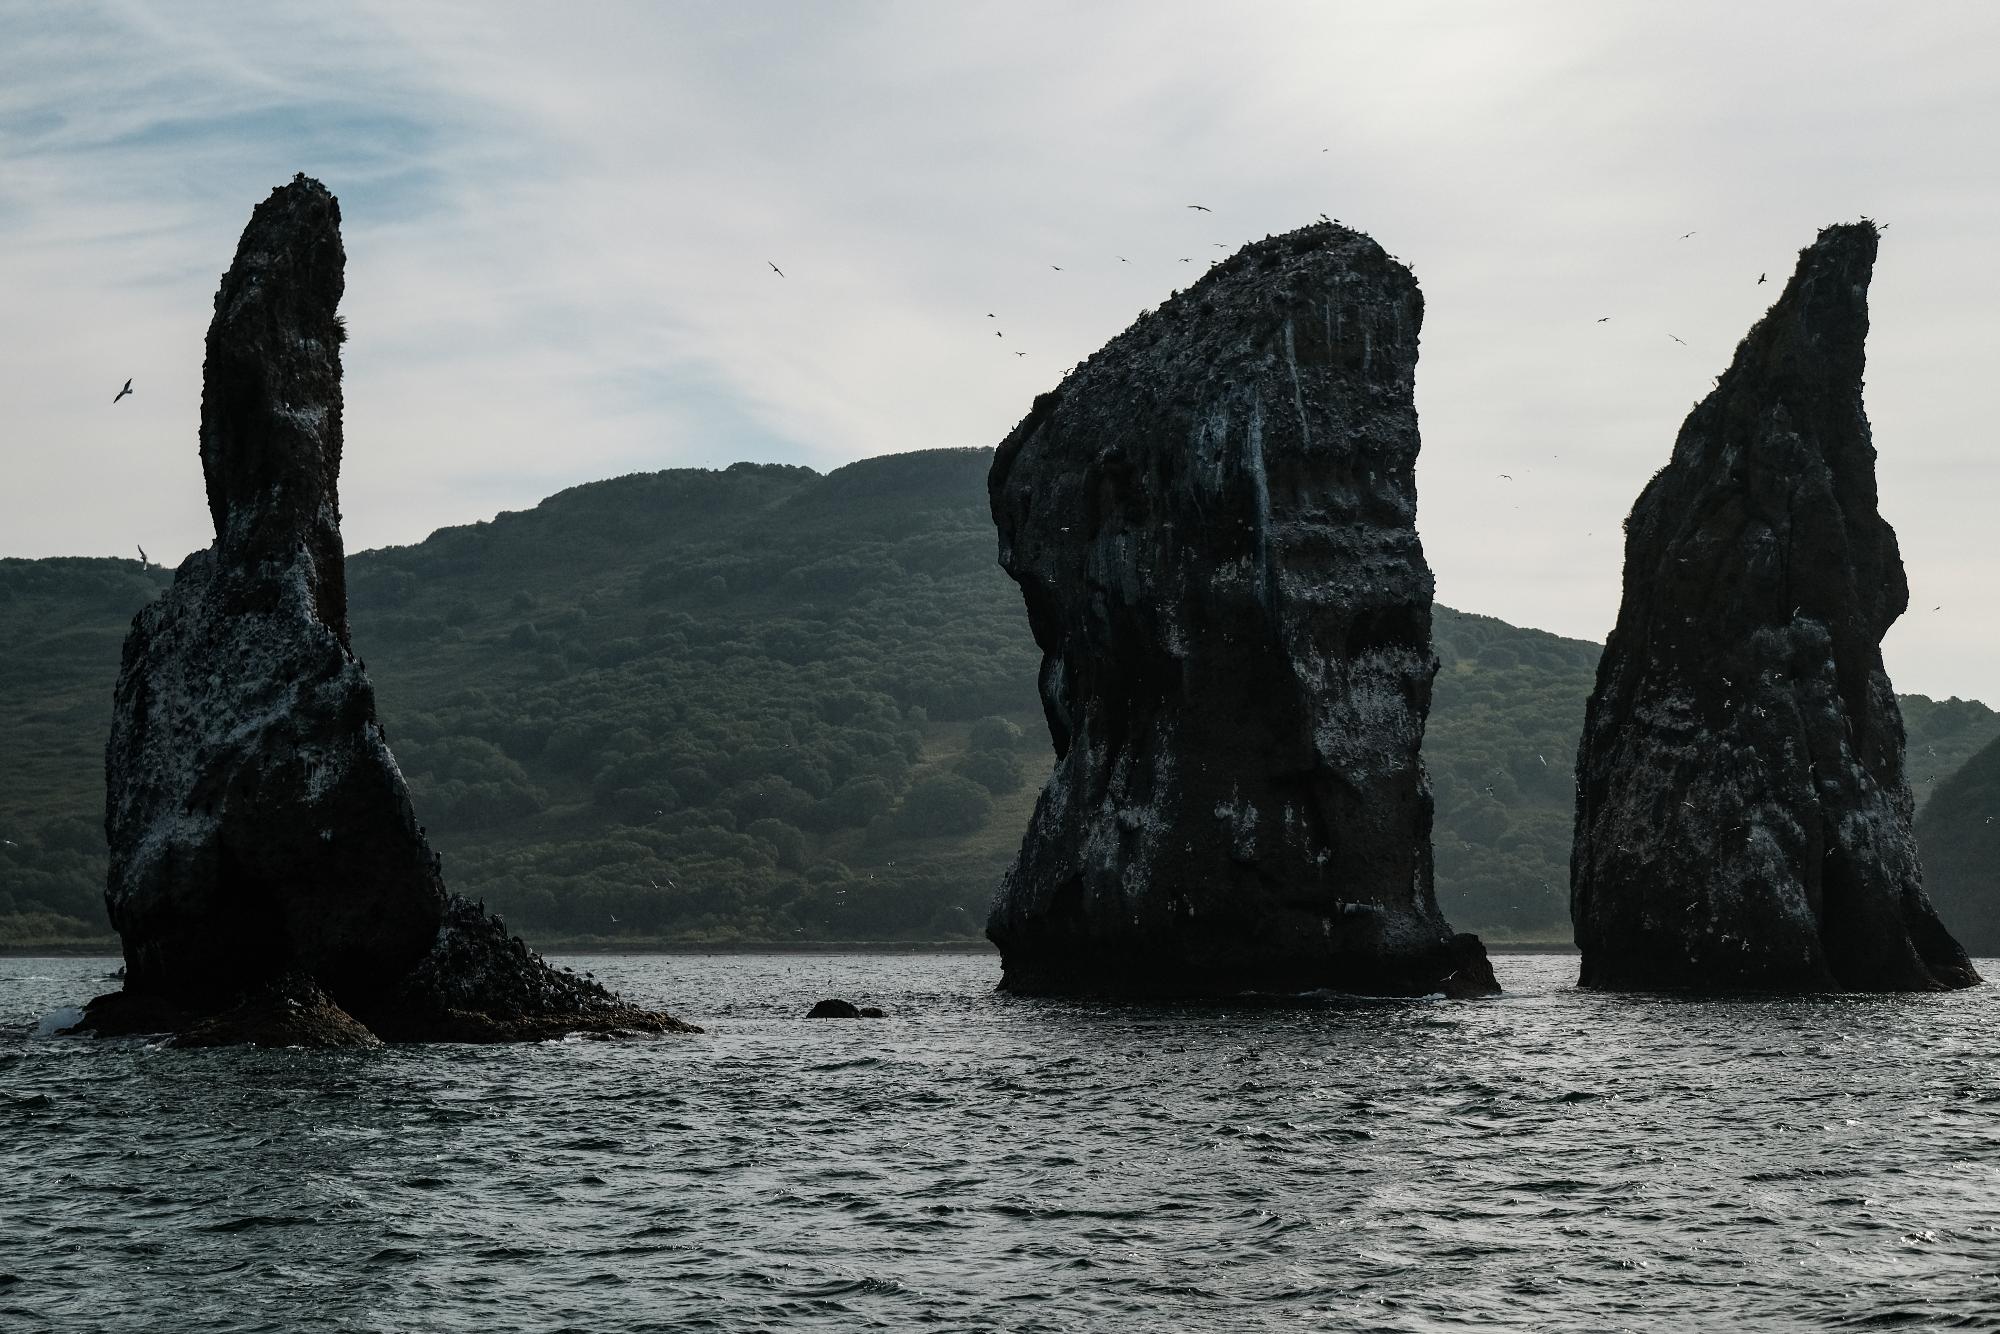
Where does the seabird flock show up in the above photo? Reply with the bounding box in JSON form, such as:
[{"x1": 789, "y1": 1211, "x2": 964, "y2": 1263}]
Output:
[{"x1": 755, "y1": 212, "x2": 1777, "y2": 372}]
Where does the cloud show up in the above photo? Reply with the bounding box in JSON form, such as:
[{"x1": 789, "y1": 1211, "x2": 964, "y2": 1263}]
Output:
[{"x1": 3, "y1": 0, "x2": 1997, "y2": 699}]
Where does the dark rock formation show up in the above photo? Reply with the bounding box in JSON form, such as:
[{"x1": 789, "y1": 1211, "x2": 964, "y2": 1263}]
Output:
[
  {"x1": 986, "y1": 222, "x2": 1495, "y2": 998},
  {"x1": 90, "y1": 175, "x2": 697, "y2": 1042},
  {"x1": 804, "y1": 996, "x2": 884, "y2": 1016},
  {"x1": 1571, "y1": 221, "x2": 1978, "y2": 992},
  {"x1": 808, "y1": 1000, "x2": 864, "y2": 1024},
  {"x1": 170, "y1": 973, "x2": 382, "y2": 1050}
]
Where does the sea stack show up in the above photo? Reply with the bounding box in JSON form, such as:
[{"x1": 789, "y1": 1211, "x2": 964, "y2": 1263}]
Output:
[
  {"x1": 1571, "y1": 221, "x2": 1978, "y2": 992},
  {"x1": 92, "y1": 175, "x2": 695, "y2": 1042},
  {"x1": 987, "y1": 222, "x2": 1495, "y2": 998}
]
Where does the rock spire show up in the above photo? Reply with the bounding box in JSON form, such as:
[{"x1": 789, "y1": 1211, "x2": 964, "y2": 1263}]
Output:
[
  {"x1": 987, "y1": 222, "x2": 1495, "y2": 998},
  {"x1": 92, "y1": 175, "x2": 694, "y2": 1041}
]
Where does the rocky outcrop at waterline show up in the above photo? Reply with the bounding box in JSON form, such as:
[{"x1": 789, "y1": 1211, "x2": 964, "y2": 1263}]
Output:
[
  {"x1": 84, "y1": 175, "x2": 695, "y2": 1043},
  {"x1": 986, "y1": 222, "x2": 1496, "y2": 999},
  {"x1": 1570, "y1": 221, "x2": 1978, "y2": 992}
]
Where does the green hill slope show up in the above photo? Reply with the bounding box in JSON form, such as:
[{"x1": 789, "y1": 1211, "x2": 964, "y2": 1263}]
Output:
[
  {"x1": 4, "y1": 448, "x2": 1995, "y2": 950},
  {"x1": 1916, "y1": 736, "x2": 2000, "y2": 955}
]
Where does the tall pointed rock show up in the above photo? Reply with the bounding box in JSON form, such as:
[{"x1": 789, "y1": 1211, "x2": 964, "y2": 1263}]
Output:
[
  {"x1": 97, "y1": 176, "x2": 694, "y2": 1041},
  {"x1": 1571, "y1": 221, "x2": 1978, "y2": 991},
  {"x1": 105, "y1": 175, "x2": 443, "y2": 1007},
  {"x1": 987, "y1": 222, "x2": 1495, "y2": 998}
]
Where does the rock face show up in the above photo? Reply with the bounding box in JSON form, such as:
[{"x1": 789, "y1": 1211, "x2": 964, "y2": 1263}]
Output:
[
  {"x1": 94, "y1": 175, "x2": 696, "y2": 1041},
  {"x1": 987, "y1": 222, "x2": 1496, "y2": 999},
  {"x1": 1571, "y1": 221, "x2": 1978, "y2": 992}
]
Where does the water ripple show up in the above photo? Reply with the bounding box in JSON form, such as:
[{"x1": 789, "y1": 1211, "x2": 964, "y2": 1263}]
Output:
[{"x1": 3, "y1": 952, "x2": 1997, "y2": 1331}]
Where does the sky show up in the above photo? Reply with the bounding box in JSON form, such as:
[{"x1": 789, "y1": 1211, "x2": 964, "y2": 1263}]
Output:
[{"x1": 3, "y1": 0, "x2": 1997, "y2": 701}]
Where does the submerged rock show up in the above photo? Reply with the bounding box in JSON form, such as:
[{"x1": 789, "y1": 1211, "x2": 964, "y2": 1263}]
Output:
[
  {"x1": 1571, "y1": 221, "x2": 1978, "y2": 992},
  {"x1": 987, "y1": 222, "x2": 1495, "y2": 998},
  {"x1": 91, "y1": 175, "x2": 697, "y2": 1042}
]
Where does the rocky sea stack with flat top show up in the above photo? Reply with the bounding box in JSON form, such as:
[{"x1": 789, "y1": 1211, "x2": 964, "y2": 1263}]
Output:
[
  {"x1": 1571, "y1": 221, "x2": 1978, "y2": 992},
  {"x1": 84, "y1": 175, "x2": 695, "y2": 1043},
  {"x1": 987, "y1": 221, "x2": 1496, "y2": 999}
]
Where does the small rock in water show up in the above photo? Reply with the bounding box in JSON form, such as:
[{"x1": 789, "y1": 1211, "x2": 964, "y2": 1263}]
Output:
[{"x1": 806, "y1": 999, "x2": 863, "y2": 1019}]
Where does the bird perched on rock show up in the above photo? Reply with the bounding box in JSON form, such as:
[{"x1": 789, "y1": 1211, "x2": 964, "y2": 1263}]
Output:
[{"x1": 113, "y1": 378, "x2": 133, "y2": 403}]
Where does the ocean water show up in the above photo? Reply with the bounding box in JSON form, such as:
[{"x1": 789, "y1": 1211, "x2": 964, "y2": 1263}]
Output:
[{"x1": 3, "y1": 951, "x2": 1997, "y2": 1332}]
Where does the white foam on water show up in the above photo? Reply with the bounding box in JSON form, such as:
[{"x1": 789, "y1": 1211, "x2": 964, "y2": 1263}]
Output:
[{"x1": 33, "y1": 1005, "x2": 85, "y2": 1038}]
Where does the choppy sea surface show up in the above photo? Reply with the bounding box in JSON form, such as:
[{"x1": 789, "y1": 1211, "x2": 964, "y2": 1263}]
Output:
[{"x1": 4, "y1": 952, "x2": 1998, "y2": 1332}]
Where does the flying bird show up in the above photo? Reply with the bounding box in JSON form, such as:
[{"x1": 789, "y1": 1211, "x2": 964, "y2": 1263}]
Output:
[
  {"x1": 1668, "y1": 334, "x2": 1688, "y2": 345},
  {"x1": 112, "y1": 378, "x2": 133, "y2": 404},
  {"x1": 1014, "y1": 351, "x2": 1026, "y2": 357},
  {"x1": 1179, "y1": 257, "x2": 1193, "y2": 263},
  {"x1": 1187, "y1": 204, "x2": 1211, "y2": 212},
  {"x1": 1678, "y1": 231, "x2": 1696, "y2": 240},
  {"x1": 995, "y1": 331, "x2": 1003, "y2": 338},
  {"x1": 768, "y1": 261, "x2": 784, "y2": 276},
  {"x1": 1116, "y1": 256, "x2": 1128, "y2": 262},
  {"x1": 1757, "y1": 273, "x2": 1767, "y2": 284},
  {"x1": 1596, "y1": 317, "x2": 1610, "y2": 323},
  {"x1": 1051, "y1": 265, "x2": 1062, "y2": 271},
  {"x1": 987, "y1": 313, "x2": 995, "y2": 318},
  {"x1": 136, "y1": 545, "x2": 148, "y2": 566},
  {"x1": 1498, "y1": 473, "x2": 1513, "y2": 481}
]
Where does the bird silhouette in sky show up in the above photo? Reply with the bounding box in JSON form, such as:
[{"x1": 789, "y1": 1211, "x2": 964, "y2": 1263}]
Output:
[
  {"x1": 112, "y1": 378, "x2": 133, "y2": 404},
  {"x1": 995, "y1": 331, "x2": 1003, "y2": 338},
  {"x1": 1051, "y1": 265, "x2": 1062, "y2": 271},
  {"x1": 136, "y1": 545, "x2": 147, "y2": 566},
  {"x1": 1596, "y1": 317, "x2": 1610, "y2": 323},
  {"x1": 1668, "y1": 334, "x2": 1688, "y2": 345},
  {"x1": 1757, "y1": 273, "x2": 1767, "y2": 284},
  {"x1": 1498, "y1": 473, "x2": 1513, "y2": 481},
  {"x1": 1116, "y1": 255, "x2": 1128, "y2": 262},
  {"x1": 1678, "y1": 231, "x2": 1696, "y2": 240},
  {"x1": 987, "y1": 313, "x2": 995, "y2": 318},
  {"x1": 768, "y1": 261, "x2": 784, "y2": 277},
  {"x1": 1179, "y1": 257, "x2": 1193, "y2": 263},
  {"x1": 1014, "y1": 351, "x2": 1026, "y2": 357},
  {"x1": 1187, "y1": 204, "x2": 1211, "y2": 212}
]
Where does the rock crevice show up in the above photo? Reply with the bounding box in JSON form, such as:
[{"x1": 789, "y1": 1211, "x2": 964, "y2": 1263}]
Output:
[
  {"x1": 1570, "y1": 221, "x2": 1978, "y2": 992},
  {"x1": 987, "y1": 223, "x2": 1495, "y2": 998}
]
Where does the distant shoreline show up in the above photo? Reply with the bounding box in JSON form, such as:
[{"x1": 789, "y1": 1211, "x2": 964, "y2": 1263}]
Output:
[{"x1": 2, "y1": 938, "x2": 1583, "y2": 959}]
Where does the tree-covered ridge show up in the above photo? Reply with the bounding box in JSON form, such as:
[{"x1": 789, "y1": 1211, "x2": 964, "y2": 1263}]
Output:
[
  {"x1": 1916, "y1": 733, "x2": 2000, "y2": 955},
  {"x1": 3, "y1": 447, "x2": 1995, "y2": 949}
]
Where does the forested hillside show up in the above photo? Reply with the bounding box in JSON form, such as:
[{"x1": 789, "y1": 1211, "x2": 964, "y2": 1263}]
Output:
[
  {"x1": 1916, "y1": 734, "x2": 2000, "y2": 955},
  {"x1": 4, "y1": 447, "x2": 1995, "y2": 949}
]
